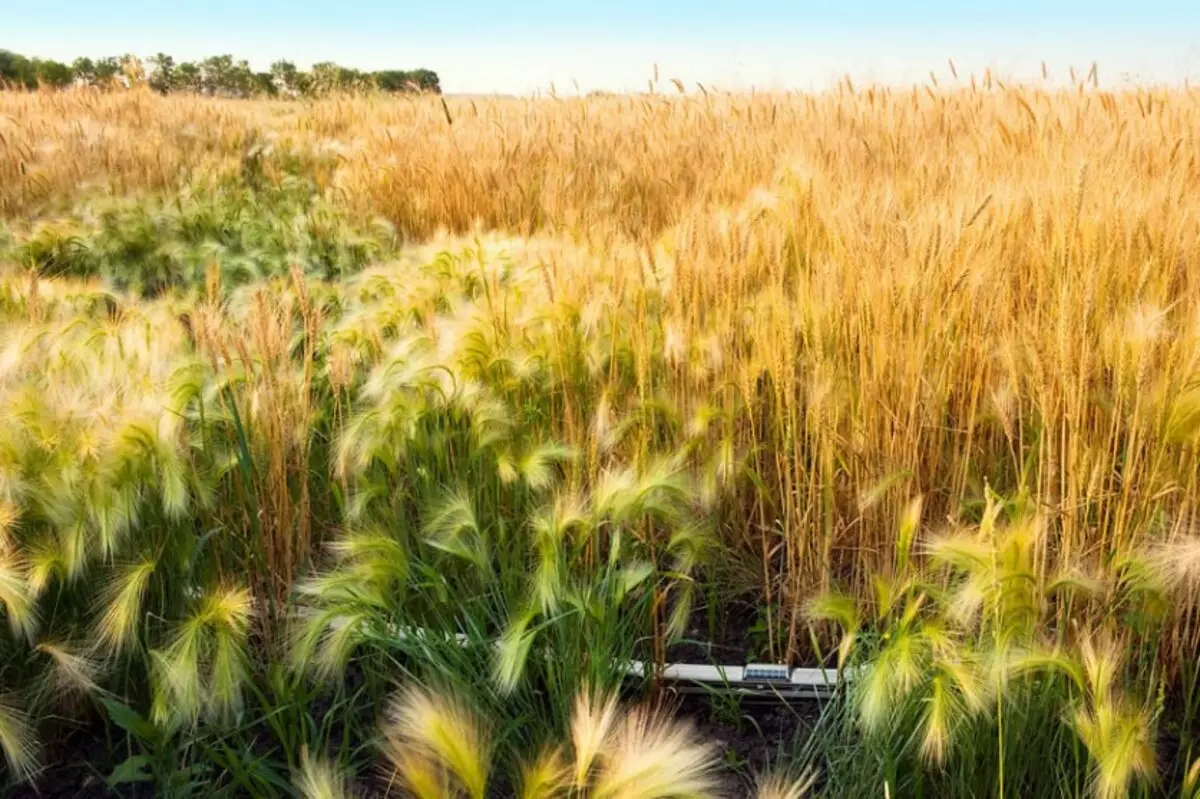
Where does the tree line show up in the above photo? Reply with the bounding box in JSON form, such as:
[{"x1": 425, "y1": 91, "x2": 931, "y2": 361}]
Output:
[{"x1": 0, "y1": 48, "x2": 440, "y2": 96}]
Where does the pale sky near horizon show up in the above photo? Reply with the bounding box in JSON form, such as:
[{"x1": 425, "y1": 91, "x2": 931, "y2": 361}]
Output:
[{"x1": 5, "y1": 1, "x2": 1200, "y2": 94}]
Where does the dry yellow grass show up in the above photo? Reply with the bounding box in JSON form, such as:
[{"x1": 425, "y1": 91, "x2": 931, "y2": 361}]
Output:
[
  {"x1": 1, "y1": 88, "x2": 797, "y2": 233},
  {"x1": 3, "y1": 84, "x2": 1200, "y2": 663}
]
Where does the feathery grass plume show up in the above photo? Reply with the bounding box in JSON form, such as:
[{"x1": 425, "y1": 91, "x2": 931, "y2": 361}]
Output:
[
  {"x1": 937, "y1": 652, "x2": 991, "y2": 715},
  {"x1": 529, "y1": 493, "x2": 589, "y2": 613},
  {"x1": 665, "y1": 580, "x2": 696, "y2": 644},
  {"x1": 388, "y1": 749, "x2": 452, "y2": 799},
  {"x1": 857, "y1": 658, "x2": 899, "y2": 736},
  {"x1": 84, "y1": 477, "x2": 138, "y2": 561},
  {"x1": 918, "y1": 656, "x2": 990, "y2": 766},
  {"x1": 294, "y1": 748, "x2": 352, "y2": 799},
  {"x1": 924, "y1": 532, "x2": 994, "y2": 575},
  {"x1": 496, "y1": 449, "x2": 520, "y2": 485},
  {"x1": 612, "y1": 560, "x2": 655, "y2": 602},
  {"x1": 381, "y1": 685, "x2": 491, "y2": 799},
  {"x1": 209, "y1": 624, "x2": 249, "y2": 722},
  {"x1": 34, "y1": 640, "x2": 101, "y2": 698},
  {"x1": 805, "y1": 591, "x2": 859, "y2": 668},
  {"x1": 1003, "y1": 646, "x2": 1087, "y2": 692},
  {"x1": 150, "y1": 627, "x2": 204, "y2": 727},
  {"x1": 592, "y1": 468, "x2": 639, "y2": 526},
  {"x1": 0, "y1": 499, "x2": 17, "y2": 544},
  {"x1": 895, "y1": 495, "x2": 923, "y2": 574},
  {"x1": 0, "y1": 548, "x2": 37, "y2": 641},
  {"x1": 857, "y1": 615, "x2": 945, "y2": 735},
  {"x1": 326, "y1": 527, "x2": 410, "y2": 591},
  {"x1": 1110, "y1": 551, "x2": 1171, "y2": 620},
  {"x1": 1078, "y1": 635, "x2": 1123, "y2": 708},
  {"x1": 1149, "y1": 535, "x2": 1200, "y2": 593},
  {"x1": 422, "y1": 487, "x2": 488, "y2": 572},
  {"x1": 666, "y1": 521, "x2": 713, "y2": 576},
  {"x1": 519, "y1": 746, "x2": 567, "y2": 799},
  {"x1": 856, "y1": 472, "x2": 914, "y2": 515},
  {"x1": 465, "y1": 391, "x2": 516, "y2": 452},
  {"x1": 198, "y1": 585, "x2": 253, "y2": 632},
  {"x1": 296, "y1": 609, "x2": 372, "y2": 682},
  {"x1": 1184, "y1": 757, "x2": 1200, "y2": 798},
  {"x1": 865, "y1": 571, "x2": 898, "y2": 623},
  {"x1": 24, "y1": 534, "x2": 69, "y2": 599},
  {"x1": 94, "y1": 557, "x2": 156, "y2": 654},
  {"x1": 589, "y1": 699, "x2": 719, "y2": 799},
  {"x1": 570, "y1": 689, "x2": 621, "y2": 789},
  {"x1": 1046, "y1": 568, "x2": 1105, "y2": 601},
  {"x1": 926, "y1": 510, "x2": 1043, "y2": 643},
  {"x1": 0, "y1": 693, "x2": 37, "y2": 782},
  {"x1": 591, "y1": 389, "x2": 617, "y2": 454},
  {"x1": 493, "y1": 607, "x2": 537, "y2": 694},
  {"x1": 151, "y1": 585, "x2": 252, "y2": 727},
  {"x1": 156, "y1": 440, "x2": 190, "y2": 520},
  {"x1": 698, "y1": 436, "x2": 738, "y2": 510},
  {"x1": 1016, "y1": 635, "x2": 1160, "y2": 798},
  {"x1": 1167, "y1": 388, "x2": 1200, "y2": 443},
  {"x1": 515, "y1": 441, "x2": 575, "y2": 493},
  {"x1": 631, "y1": 455, "x2": 694, "y2": 524},
  {"x1": 1070, "y1": 700, "x2": 1157, "y2": 799},
  {"x1": 753, "y1": 769, "x2": 819, "y2": 799}
]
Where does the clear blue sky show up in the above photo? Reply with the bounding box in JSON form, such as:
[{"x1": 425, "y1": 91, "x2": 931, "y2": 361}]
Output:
[{"x1": 6, "y1": 1, "x2": 1199, "y2": 93}]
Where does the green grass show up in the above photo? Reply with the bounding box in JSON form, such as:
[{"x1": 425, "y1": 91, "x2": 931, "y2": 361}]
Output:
[{"x1": 2, "y1": 162, "x2": 393, "y2": 297}]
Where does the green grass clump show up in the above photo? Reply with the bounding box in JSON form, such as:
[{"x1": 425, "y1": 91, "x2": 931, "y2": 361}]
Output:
[
  {"x1": 3, "y1": 175, "x2": 393, "y2": 297},
  {"x1": 802, "y1": 491, "x2": 1199, "y2": 798}
]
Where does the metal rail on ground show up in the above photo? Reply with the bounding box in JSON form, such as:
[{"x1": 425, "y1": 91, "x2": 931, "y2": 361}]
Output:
[{"x1": 299, "y1": 607, "x2": 855, "y2": 700}]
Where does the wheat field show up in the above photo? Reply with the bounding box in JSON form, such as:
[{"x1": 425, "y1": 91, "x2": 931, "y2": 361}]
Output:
[{"x1": 2, "y1": 83, "x2": 1200, "y2": 795}]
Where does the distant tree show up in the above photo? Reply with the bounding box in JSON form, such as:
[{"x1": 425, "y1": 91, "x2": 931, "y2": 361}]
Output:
[
  {"x1": 198, "y1": 54, "x2": 233, "y2": 94},
  {"x1": 228, "y1": 59, "x2": 256, "y2": 96},
  {"x1": 69, "y1": 56, "x2": 123, "y2": 87},
  {"x1": 407, "y1": 68, "x2": 441, "y2": 93},
  {"x1": 71, "y1": 56, "x2": 96, "y2": 84},
  {"x1": 94, "y1": 56, "x2": 122, "y2": 83},
  {"x1": 310, "y1": 61, "x2": 373, "y2": 94},
  {"x1": 253, "y1": 71, "x2": 277, "y2": 97},
  {"x1": 65, "y1": 55, "x2": 122, "y2": 87},
  {"x1": 31, "y1": 58, "x2": 72, "y2": 87},
  {"x1": 174, "y1": 61, "x2": 202, "y2": 93},
  {"x1": 147, "y1": 53, "x2": 175, "y2": 94},
  {"x1": 2, "y1": 47, "x2": 439, "y2": 98},
  {"x1": 269, "y1": 59, "x2": 302, "y2": 95},
  {"x1": 192, "y1": 54, "x2": 256, "y2": 96},
  {"x1": 373, "y1": 70, "x2": 411, "y2": 92},
  {"x1": 0, "y1": 49, "x2": 36, "y2": 88},
  {"x1": 369, "y1": 68, "x2": 442, "y2": 94},
  {"x1": 310, "y1": 61, "x2": 345, "y2": 93}
]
